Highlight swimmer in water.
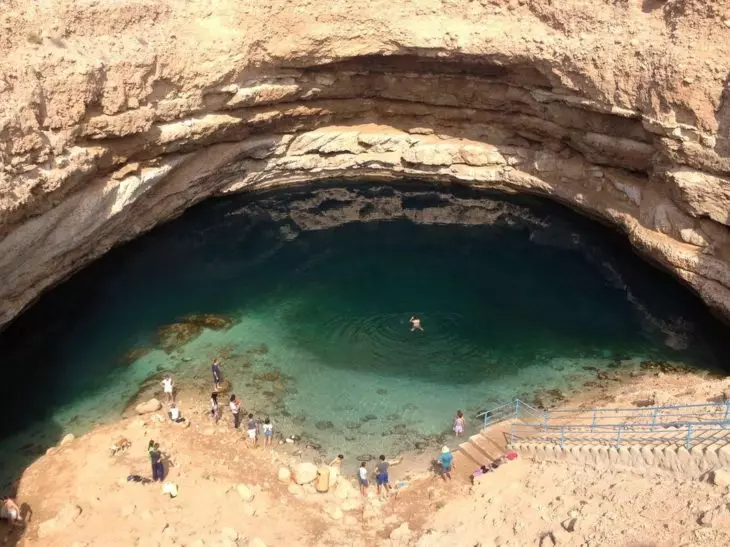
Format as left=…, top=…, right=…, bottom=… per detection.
left=409, top=316, right=424, bottom=332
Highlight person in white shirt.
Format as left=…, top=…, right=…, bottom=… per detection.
left=262, top=417, right=273, bottom=446
left=358, top=462, right=369, bottom=496
left=169, top=403, right=182, bottom=423
left=161, top=375, right=174, bottom=402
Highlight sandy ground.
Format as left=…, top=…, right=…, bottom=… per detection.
left=3, top=366, right=730, bottom=546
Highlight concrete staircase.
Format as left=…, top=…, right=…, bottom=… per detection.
left=455, top=420, right=512, bottom=470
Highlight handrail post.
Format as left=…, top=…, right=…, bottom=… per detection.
left=651, top=407, right=658, bottom=430
left=616, top=426, right=622, bottom=449
left=685, top=424, right=694, bottom=450
left=591, top=409, right=597, bottom=431
left=560, top=426, right=565, bottom=449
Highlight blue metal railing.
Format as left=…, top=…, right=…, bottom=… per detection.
left=476, top=399, right=547, bottom=428
left=478, top=398, right=730, bottom=450
left=509, top=422, right=730, bottom=450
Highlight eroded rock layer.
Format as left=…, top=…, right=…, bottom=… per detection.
left=1, top=0, right=730, bottom=326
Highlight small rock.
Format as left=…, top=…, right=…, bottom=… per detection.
left=561, top=517, right=578, bottom=533
left=236, top=484, right=255, bottom=502
left=136, top=398, right=162, bottom=415
left=711, top=468, right=730, bottom=487
left=292, top=462, right=318, bottom=484
left=277, top=467, right=291, bottom=483
left=59, top=433, right=75, bottom=446
left=315, top=420, right=334, bottom=430
left=221, top=527, right=239, bottom=542
left=324, top=503, right=343, bottom=520
left=248, top=539, right=267, bottom=547
left=389, top=522, right=412, bottom=542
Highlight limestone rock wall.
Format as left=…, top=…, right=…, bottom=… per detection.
left=1, top=0, right=730, bottom=327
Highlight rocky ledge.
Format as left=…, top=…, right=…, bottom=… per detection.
left=1, top=0, right=730, bottom=327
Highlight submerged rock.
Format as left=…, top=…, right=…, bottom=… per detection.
left=315, top=420, right=334, bottom=430
left=376, top=388, right=387, bottom=395
left=157, top=322, right=203, bottom=353
left=254, top=371, right=281, bottom=382
left=181, top=313, right=235, bottom=331
left=361, top=414, right=377, bottom=422
left=118, top=346, right=154, bottom=366
left=248, top=344, right=270, bottom=355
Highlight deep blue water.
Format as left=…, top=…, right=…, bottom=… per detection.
left=0, top=181, right=727, bottom=487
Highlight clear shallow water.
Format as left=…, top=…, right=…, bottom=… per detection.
left=1, top=181, right=728, bottom=485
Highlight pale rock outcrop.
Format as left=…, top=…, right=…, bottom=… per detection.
left=1, top=0, right=730, bottom=327
left=135, top=399, right=162, bottom=415
left=292, top=462, right=318, bottom=485
left=38, top=504, right=82, bottom=538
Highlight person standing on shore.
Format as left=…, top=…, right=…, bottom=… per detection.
left=358, top=462, right=369, bottom=496
left=210, top=392, right=220, bottom=423
left=161, top=375, right=174, bottom=402
left=229, top=394, right=241, bottom=429
left=453, top=409, right=466, bottom=438
left=375, top=454, right=390, bottom=498
left=438, top=445, right=454, bottom=481
left=148, top=440, right=164, bottom=482
left=262, top=417, right=273, bottom=447
left=246, top=413, right=258, bottom=446
left=211, top=358, right=223, bottom=391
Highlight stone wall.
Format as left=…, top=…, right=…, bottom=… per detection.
left=513, top=441, right=730, bottom=479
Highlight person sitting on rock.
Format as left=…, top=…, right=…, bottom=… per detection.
left=246, top=413, right=258, bottom=446
left=169, top=403, right=183, bottom=423
left=409, top=316, right=424, bottom=332
left=0, top=497, right=23, bottom=527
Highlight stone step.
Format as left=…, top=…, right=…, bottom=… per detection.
left=458, top=440, right=489, bottom=467
left=470, top=433, right=502, bottom=460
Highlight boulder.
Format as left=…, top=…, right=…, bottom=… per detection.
left=292, top=462, right=318, bottom=485
left=277, top=467, right=291, bottom=483
left=59, top=433, right=75, bottom=446
left=323, top=503, right=343, bottom=520
left=236, top=484, right=255, bottom=502
left=711, top=468, right=730, bottom=487
left=135, top=398, right=162, bottom=415
left=334, top=479, right=358, bottom=499
left=389, top=522, right=412, bottom=542
left=38, top=504, right=82, bottom=538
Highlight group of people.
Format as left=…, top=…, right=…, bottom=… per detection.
left=150, top=316, right=466, bottom=492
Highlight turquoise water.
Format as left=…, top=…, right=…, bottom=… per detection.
left=1, top=181, right=728, bottom=485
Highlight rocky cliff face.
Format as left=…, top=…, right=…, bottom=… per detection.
left=1, top=0, right=730, bottom=326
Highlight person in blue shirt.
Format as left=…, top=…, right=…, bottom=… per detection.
left=438, top=446, right=454, bottom=480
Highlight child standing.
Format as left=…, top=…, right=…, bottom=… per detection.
left=262, top=417, right=273, bottom=446
left=246, top=413, right=258, bottom=446
left=211, top=358, right=222, bottom=391
left=453, top=409, right=466, bottom=438
left=210, top=392, right=220, bottom=423
left=358, top=462, right=369, bottom=496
